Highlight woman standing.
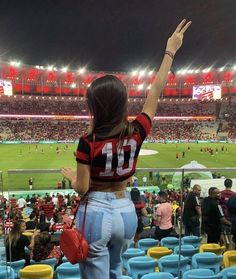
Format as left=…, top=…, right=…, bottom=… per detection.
left=130, top=188, right=148, bottom=246
left=5, top=220, right=36, bottom=264
left=61, top=19, right=191, bottom=279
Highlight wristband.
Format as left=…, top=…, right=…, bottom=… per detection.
left=165, top=51, right=175, bottom=59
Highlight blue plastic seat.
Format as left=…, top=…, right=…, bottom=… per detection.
left=192, top=252, right=223, bottom=274
left=0, top=248, right=5, bottom=261
left=7, top=259, right=25, bottom=278
left=174, top=244, right=199, bottom=261
left=160, top=237, right=179, bottom=250
left=121, top=276, right=132, bottom=279
left=188, top=274, right=222, bottom=279
left=0, top=266, right=15, bottom=279
left=138, top=238, right=159, bottom=252
left=30, top=258, right=57, bottom=269
left=55, top=262, right=80, bottom=279
left=127, top=256, right=158, bottom=279
left=183, top=268, right=215, bottom=279
left=182, top=236, right=202, bottom=248
left=220, top=267, right=236, bottom=279
left=122, top=248, right=145, bottom=270
left=158, top=254, right=189, bottom=277
left=226, top=272, right=236, bottom=279
left=141, top=272, right=175, bottom=278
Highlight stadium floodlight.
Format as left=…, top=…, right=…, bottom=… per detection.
left=71, top=83, right=76, bottom=88
left=137, top=84, right=144, bottom=90
left=47, top=66, right=53, bottom=71
left=53, top=67, right=57, bottom=71
left=35, top=65, right=40, bottom=69
left=194, top=69, right=200, bottom=73
left=10, top=60, right=21, bottom=67
left=233, top=65, right=236, bottom=71
left=78, top=67, right=86, bottom=74
left=40, top=66, right=44, bottom=70
left=180, top=69, right=187, bottom=75
left=187, top=69, right=194, bottom=74
left=131, top=70, right=138, bottom=76
left=61, top=67, right=68, bottom=73
left=148, top=70, right=154, bottom=76
left=139, top=70, right=146, bottom=77
left=219, top=66, right=225, bottom=72
left=202, top=68, right=211, bottom=73
left=177, top=70, right=182, bottom=75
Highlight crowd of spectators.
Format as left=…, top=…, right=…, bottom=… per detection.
left=0, top=96, right=236, bottom=140
left=0, top=95, right=218, bottom=116
left=0, top=119, right=218, bottom=141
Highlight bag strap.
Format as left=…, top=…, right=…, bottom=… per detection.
left=70, top=133, right=95, bottom=233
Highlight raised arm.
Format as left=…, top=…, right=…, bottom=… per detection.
left=142, top=19, right=191, bottom=120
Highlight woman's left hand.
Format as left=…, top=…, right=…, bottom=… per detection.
left=61, top=167, right=76, bottom=183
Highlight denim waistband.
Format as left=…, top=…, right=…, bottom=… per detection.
left=87, top=190, right=130, bottom=200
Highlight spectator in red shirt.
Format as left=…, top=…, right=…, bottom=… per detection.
left=10, top=195, right=17, bottom=208
left=220, top=179, right=236, bottom=220
left=42, top=200, right=55, bottom=222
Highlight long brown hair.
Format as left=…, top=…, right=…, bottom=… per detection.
left=86, top=75, right=134, bottom=140
left=5, top=220, right=25, bottom=247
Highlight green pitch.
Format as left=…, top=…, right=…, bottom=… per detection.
left=0, top=142, right=236, bottom=191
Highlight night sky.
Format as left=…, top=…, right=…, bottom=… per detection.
left=0, top=0, right=236, bottom=72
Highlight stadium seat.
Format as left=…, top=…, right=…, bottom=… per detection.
left=182, top=236, right=202, bottom=248
left=30, top=258, right=57, bottom=269
left=147, top=246, right=172, bottom=260
left=0, top=266, right=15, bottom=279
left=199, top=243, right=225, bottom=255
left=122, top=248, right=145, bottom=270
left=19, top=264, right=53, bottom=279
left=55, top=262, right=80, bottom=279
left=226, top=272, right=236, bottom=279
left=138, top=238, right=159, bottom=252
left=0, top=247, right=5, bottom=261
left=127, top=256, right=158, bottom=279
left=174, top=244, right=199, bottom=261
left=141, top=272, right=174, bottom=279
left=183, top=268, right=215, bottom=279
left=192, top=252, right=223, bottom=273
left=187, top=275, right=222, bottom=279
left=220, top=266, right=236, bottom=279
left=158, top=254, right=189, bottom=277
left=7, top=259, right=25, bottom=278
left=223, top=250, right=236, bottom=267
left=160, top=237, right=179, bottom=250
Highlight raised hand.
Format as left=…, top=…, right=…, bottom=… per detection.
left=61, top=167, right=76, bottom=183
left=166, top=19, right=191, bottom=56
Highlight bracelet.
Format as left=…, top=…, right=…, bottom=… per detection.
left=165, top=51, right=175, bottom=59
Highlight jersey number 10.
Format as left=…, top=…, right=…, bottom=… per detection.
left=100, top=139, right=137, bottom=177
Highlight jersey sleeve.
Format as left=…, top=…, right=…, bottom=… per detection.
left=133, top=112, right=152, bottom=141
left=75, top=137, right=91, bottom=165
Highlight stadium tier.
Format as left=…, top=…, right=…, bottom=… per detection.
left=0, top=62, right=236, bottom=97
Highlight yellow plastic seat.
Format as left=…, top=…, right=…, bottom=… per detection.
left=22, top=231, right=33, bottom=239
left=147, top=246, right=173, bottom=260
left=20, top=264, right=53, bottom=279
left=199, top=243, right=225, bottom=255
left=223, top=250, right=236, bottom=267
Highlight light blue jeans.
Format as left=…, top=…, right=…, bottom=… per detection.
left=76, top=191, right=137, bottom=279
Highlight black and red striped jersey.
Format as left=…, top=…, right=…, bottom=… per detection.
left=76, top=113, right=151, bottom=182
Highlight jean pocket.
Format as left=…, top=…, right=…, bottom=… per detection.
left=121, top=211, right=137, bottom=240
left=78, top=209, right=104, bottom=244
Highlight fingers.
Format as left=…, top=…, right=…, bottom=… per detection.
left=175, top=19, right=191, bottom=34
left=175, top=19, right=187, bottom=33
left=180, top=21, right=192, bottom=34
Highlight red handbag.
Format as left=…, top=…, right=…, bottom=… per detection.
left=60, top=198, right=89, bottom=264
